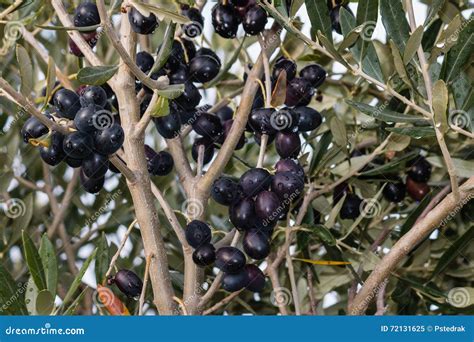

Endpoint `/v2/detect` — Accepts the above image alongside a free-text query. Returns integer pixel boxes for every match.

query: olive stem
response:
[139,253,153,315]
[258,35,272,109]
[105,219,138,280]
[256,134,268,168]
[285,229,301,315]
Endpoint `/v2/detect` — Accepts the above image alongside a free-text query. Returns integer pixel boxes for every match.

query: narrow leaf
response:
[16,44,33,97]
[130,1,191,24]
[385,126,436,138]
[39,234,58,298]
[431,226,474,279]
[293,258,351,266]
[400,193,432,236]
[403,25,424,64]
[62,249,97,307]
[150,96,170,117]
[329,115,347,147]
[150,21,176,74]
[426,156,474,178]
[317,31,349,67]
[95,233,110,285]
[0,264,28,315]
[77,65,119,86]
[347,100,427,123]
[156,84,185,99]
[43,57,57,109]
[425,0,445,26]
[380,0,411,52]
[305,0,333,44]
[22,231,47,291]
[432,80,449,133]
[270,69,287,107]
[444,17,474,83]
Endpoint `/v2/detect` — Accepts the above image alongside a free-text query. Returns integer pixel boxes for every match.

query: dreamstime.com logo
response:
[270,287,293,307]
[447,287,474,308]
[4,323,85,336]
[0,21,23,56]
[1,198,26,219]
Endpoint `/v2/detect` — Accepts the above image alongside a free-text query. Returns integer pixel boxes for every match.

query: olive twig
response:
[105,219,138,280]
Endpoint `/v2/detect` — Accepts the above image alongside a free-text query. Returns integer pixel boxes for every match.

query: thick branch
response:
[349,177,474,314]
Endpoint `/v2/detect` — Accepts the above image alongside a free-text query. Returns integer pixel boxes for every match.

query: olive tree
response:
[0,0,472,316]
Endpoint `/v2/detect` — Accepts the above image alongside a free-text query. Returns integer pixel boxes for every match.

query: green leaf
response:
[62,248,97,308]
[42,57,57,109]
[22,231,47,291]
[431,226,474,280]
[16,44,33,97]
[25,277,38,315]
[155,84,185,100]
[385,126,436,138]
[359,150,418,176]
[432,80,449,133]
[426,156,474,178]
[39,234,58,298]
[150,96,170,117]
[130,1,191,24]
[151,21,176,74]
[400,193,432,236]
[35,290,54,315]
[36,24,101,32]
[340,7,384,82]
[95,233,110,285]
[329,115,347,148]
[425,0,445,26]
[309,130,332,174]
[306,224,336,246]
[356,0,378,60]
[317,31,349,67]
[63,287,88,315]
[305,0,333,44]
[77,65,119,86]
[347,100,427,123]
[385,133,411,152]
[403,26,424,64]
[0,264,28,315]
[380,0,411,52]
[390,40,409,86]
[444,17,474,83]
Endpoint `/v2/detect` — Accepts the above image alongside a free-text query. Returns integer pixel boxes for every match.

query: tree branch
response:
[349,177,474,315]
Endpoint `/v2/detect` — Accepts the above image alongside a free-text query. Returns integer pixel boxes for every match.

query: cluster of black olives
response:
[212,0,268,38]
[247,58,326,158]
[188,159,304,292]
[21,84,125,193]
[334,155,433,220]
[185,219,265,293]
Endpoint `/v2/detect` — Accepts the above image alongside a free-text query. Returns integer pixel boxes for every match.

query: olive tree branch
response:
[405,0,460,201]
[197,27,281,194]
[105,219,138,280]
[112,8,177,314]
[350,177,474,314]
[96,0,169,91]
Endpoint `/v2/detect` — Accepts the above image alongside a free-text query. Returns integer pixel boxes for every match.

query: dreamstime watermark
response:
[1,108,26,135]
[360,21,377,41]
[447,287,473,308]
[270,109,293,131]
[359,198,382,218]
[449,110,471,130]
[0,282,28,314]
[182,198,204,219]
[439,193,473,228]
[84,189,122,227]
[0,21,23,56]
[350,278,388,314]
[446,16,473,45]
[172,282,207,314]
[261,189,301,227]
[270,287,292,307]
[92,109,115,130]
[1,198,26,219]
[4,323,85,336]
[183,21,203,39]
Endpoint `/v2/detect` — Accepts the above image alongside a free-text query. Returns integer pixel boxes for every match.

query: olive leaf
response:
[22,231,47,291]
[39,234,58,298]
[62,249,97,308]
[305,0,333,44]
[129,1,191,24]
[403,25,424,64]
[432,80,449,133]
[77,65,119,86]
[16,44,33,98]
